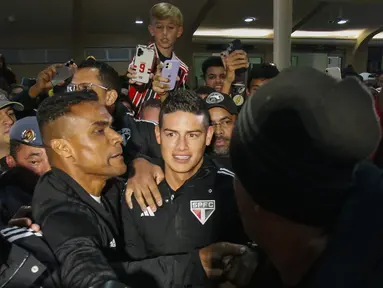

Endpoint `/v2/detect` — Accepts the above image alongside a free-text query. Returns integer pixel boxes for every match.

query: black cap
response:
[231,67,381,227]
[205,92,238,115]
[10,116,43,147]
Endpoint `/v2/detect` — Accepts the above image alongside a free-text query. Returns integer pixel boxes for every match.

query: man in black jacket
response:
[122,91,256,287]
[32,91,248,288]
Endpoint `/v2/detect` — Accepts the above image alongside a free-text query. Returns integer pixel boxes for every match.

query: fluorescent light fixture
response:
[194,28,273,38]
[373,32,383,39]
[194,28,362,39]
[135,20,144,24]
[337,19,349,25]
[291,30,361,39]
[244,17,257,23]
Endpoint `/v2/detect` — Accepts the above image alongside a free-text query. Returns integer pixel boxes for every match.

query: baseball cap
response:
[205,92,238,115]
[0,90,24,111]
[10,116,43,147]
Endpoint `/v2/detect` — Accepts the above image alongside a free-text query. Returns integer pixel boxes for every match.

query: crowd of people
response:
[1,2,383,288]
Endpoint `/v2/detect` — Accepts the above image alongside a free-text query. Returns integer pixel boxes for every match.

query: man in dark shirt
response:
[123,91,247,259]
[204,91,237,170]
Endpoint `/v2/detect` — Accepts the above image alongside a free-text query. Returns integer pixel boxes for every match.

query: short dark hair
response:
[37,91,99,130]
[141,98,161,112]
[247,63,279,89]
[9,140,21,159]
[159,90,210,128]
[202,56,224,78]
[78,59,121,93]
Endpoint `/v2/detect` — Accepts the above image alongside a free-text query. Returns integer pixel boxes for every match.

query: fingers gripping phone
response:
[133,45,155,84]
[161,60,180,90]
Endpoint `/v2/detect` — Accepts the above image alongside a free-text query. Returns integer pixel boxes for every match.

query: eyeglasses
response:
[67,83,108,92]
[211,119,233,129]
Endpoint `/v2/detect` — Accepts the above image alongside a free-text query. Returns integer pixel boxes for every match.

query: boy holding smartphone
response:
[127,2,189,113]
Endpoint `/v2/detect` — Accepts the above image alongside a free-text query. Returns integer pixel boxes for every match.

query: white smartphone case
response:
[132,45,155,84]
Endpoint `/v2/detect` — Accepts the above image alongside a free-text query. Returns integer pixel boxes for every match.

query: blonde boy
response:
[127,2,189,114]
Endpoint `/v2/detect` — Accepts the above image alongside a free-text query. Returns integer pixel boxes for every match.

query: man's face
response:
[14,144,50,176]
[141,107,160,123]
[71,68,108,106]
[156,111,213,174]
[0,106,16,146]
[149,19,183,50]
[209,107,235,156]
[55,102,126,178]
[205,66,225,92]
[248,78,270,96]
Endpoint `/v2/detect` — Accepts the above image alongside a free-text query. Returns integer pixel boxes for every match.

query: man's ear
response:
[246,88,251,97]
[155,125,161,145]
[6,155,16,168]
[148,25,155,37]
[206,126,214,146]
[105,90,118,107]
[177,26,184,39]
[51,139,73,159]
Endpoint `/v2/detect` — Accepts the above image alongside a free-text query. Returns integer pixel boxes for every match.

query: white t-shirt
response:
[90,194,102,204]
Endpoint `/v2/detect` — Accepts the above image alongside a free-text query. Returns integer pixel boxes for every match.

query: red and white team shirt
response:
[128,43,189,114]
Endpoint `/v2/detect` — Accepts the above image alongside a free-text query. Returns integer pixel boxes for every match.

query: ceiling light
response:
[194,28,273,38]
[135,20,144,24]
[244,17,257,23]
[291,29,361,39]
[337,19,349,25]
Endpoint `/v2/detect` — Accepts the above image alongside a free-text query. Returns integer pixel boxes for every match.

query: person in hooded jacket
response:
[230,67,383,288]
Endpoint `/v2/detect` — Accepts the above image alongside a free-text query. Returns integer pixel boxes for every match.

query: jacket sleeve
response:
[135,120,161,159]
[40,211,121,288]
[124,113,160,159]
[121,202,148,260]
[113,250,209,288]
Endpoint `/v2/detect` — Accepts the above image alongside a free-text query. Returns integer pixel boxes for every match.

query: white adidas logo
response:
[109,238,116,248]
[140,207,155,217]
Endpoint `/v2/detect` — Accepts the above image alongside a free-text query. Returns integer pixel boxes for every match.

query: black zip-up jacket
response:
[0,225,62,287]
[112,101,161,163]
[32,168,208,288]
[122,157,248,261]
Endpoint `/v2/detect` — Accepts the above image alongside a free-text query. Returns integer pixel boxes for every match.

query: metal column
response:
[273,0,293,70]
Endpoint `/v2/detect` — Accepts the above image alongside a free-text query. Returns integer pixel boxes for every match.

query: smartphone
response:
[161,60,180,90]
[132,45,155,84]
[12,205,32,219]
[53,66,73,82]
[325,67,342,81]
[222,39,247,74]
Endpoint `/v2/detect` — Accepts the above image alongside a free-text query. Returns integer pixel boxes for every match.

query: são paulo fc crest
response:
[190,200,215,225]
[118,128,131,147]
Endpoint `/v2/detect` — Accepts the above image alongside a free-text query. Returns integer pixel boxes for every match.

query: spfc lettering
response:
[190,200,215,225]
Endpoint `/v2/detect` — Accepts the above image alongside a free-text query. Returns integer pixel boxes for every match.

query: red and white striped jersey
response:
[128,43,189,114]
